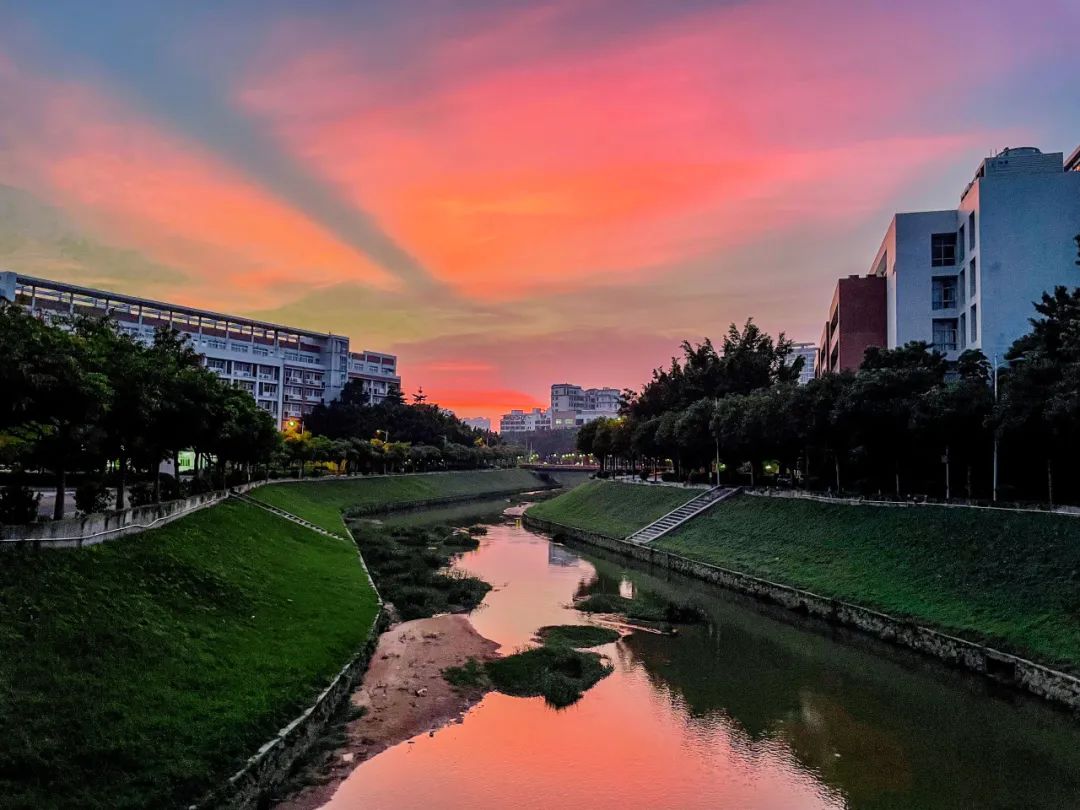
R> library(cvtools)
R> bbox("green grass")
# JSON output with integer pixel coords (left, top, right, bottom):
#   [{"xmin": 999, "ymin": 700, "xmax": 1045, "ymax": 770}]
[
  {"xmin": 251, "ymin": 469, "xmax": 544, "ymax": 535},
  {"xmin": 0, "ymin": 500, "xmax": 379, "ymax": 810},
  {"xmin": 656, "ymin": 496, "xmax": 1080, "ymax": 671},
  {"xmin": 535, "ymin": 624, "xmax": 620, "ymax": 648},
  {"xmin": 527, "ymin": 480, "xmax": 696, "ymax": 538}
]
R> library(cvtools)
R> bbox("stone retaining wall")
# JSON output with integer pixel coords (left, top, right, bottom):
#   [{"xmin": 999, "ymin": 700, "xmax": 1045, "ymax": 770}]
[
  {"xmin": 0, "ymin": 491, "xmax": 227, "ymax": 548},
  {"xmin": 195, "ymin": 607, "xmax": 390, "ymax": 809},
  {"xmin": 522, "ymin": 513, "xmax": 1080, "ymax": 714}
]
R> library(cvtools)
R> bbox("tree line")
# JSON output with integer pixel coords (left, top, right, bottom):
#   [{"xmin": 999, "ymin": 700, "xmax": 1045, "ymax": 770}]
[
  {"xmin": 578, "ymin": 285, "xmax": 1080, "ymax": 506},
  {"xmin": 1, "ymin": 301, "xmax": 280, "ymax": 521},
  {"xmin": 0, "ymin": 302, "xmax": 522, "ymax": 523}
]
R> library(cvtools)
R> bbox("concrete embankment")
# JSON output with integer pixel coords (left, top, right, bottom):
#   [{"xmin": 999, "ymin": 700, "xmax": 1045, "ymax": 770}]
[{"xmin": 522, "ymin": 512, "xmax": 1080, "ymax": 714}]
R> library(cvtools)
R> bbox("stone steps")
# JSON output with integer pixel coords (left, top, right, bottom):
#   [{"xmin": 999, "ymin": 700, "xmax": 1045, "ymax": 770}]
[
  {"xmin": 625, "ymin": 486, "xmax": 739, "ymax": 544},
  {"xmin": 230, "ymin": 492, "xmax": 346, "ymax": 540}
]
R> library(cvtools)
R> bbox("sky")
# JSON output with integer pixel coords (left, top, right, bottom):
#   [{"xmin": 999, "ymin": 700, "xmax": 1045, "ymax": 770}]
[{"xmin": 1, "ymin": 1, "xmax": 1078, "ymax": 422}]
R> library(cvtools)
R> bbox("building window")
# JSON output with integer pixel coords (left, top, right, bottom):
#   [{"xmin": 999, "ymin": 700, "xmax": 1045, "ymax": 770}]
[
  {"xmin": 957, "ymin": 224, "xmax": 965, "ymax": 262},
  {"xmin": 968, "ymin": 211, "xmax": 976, "ymax": 250},
  {"xmin": 932, "ymin": 318, "xmax": 958, "ymax": 352},
  {"xmin": 931, "ymin": 277, "xmax": 957, "ymax": 310},
  {"xmin": 970, "ymin": 305, "xmax": 978, "ymax": 342},
  {"xmin": 958, "ymin": 269, "xmax": 966, "ymax": 304},
  {"xmin": 959, "ymin": 313, "xmax": 967, "ymax": 349},
  {"xmin": 931, "ymin": 233, "xmax": 957, "ymax": 267},
  {"xmin": 969, "ymin": 258, "xmax": 976, "ymax": 297}
]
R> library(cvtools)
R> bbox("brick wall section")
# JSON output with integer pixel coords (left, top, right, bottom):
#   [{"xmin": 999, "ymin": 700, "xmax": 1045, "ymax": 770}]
[{"xmin": 522, "ymin": 513, "xmax": 1080, "ymax": 713}]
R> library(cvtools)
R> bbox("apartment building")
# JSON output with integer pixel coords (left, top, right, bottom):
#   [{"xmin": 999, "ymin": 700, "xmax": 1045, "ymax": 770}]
[
  {"xmin": 347, "ymin": 350, "xmax": 401, "ymax": 405},
  {"xmin": 869, "ymin": 146, "xmax": 1080, "ymax": 361},
  {"xmin": 816, "ymin": 275, "xmax": 887, "ymax": 375},
  {"xmin": 462, "ymin": 417, "xmax": 492, "ymax": 431},
  {"xmin": 499, "ymin": 408, "xmax": 551, "ymax": 433},
  {"xmin": 549, "ymin": 383, "xmax": 620, "ymax": 428},
  {"xmin": 0, "ymin": 272, "xmax": 399, "ymax": 426}
]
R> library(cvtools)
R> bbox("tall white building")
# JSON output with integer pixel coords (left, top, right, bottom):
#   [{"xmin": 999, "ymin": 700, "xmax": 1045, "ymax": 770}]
[
  {"xmin": 1, "ymin": 272, "xmax": 400, "ymax": 426},
  {"xmin": 869, "ymin": 146, "xmax": 1080, "ymax": 361}
]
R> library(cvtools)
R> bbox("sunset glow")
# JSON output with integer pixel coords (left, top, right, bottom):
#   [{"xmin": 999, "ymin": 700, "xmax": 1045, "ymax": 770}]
[{"xmin": 2, "ymin": 0, "xmax": 1078, "ymax": 421}]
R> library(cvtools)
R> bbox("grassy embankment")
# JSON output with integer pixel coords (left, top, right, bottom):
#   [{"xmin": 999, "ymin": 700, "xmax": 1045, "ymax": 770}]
[
  {"xmin": 0, "ymin": 500, "xmax": 379, "ymax": 810},
  {"xmin": 526, "ymin": 480, "xmax": 696, "ymax": 538},
  {"xmin": 656, "ymin": 496, "xmax": 1080, "ymax": 671},
  {"xmin": 252, "ymin": 469, "xmax": 545, "ymax": 535}
]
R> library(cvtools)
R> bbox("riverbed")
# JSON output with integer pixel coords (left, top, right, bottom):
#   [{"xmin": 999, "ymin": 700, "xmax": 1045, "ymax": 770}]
[{"xmin": 320, "ymin": 501, "xmax": 1080, "ymax": 809}]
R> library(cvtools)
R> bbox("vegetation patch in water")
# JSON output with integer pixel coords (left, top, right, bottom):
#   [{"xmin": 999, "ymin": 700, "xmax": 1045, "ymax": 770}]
[
  {"xmin": 442, "ymin": 657, "xmax": 488, "ymax": 689},
  {"xmin": 575, "ymin": 593, "xmax": 706, "ymax": 625},
  {"xmin": 535, "ymin": 624, "xmax": 620, "ymax": 648},
  {"xmin": 486, "ymin": 646, "xmax": 613, "ymax": 708},
  {"xmin": 350, "ymin": 523, "xmax": 490, "ymax": 620}
]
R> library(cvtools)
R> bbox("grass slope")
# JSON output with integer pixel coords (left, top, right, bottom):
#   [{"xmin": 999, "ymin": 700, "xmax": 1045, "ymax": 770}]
[
  {"xmin": 251, "ymin": 469, "xmax": 543, "ymax": 535},
  {"xmin": 0, "ymin": 500, "xmax": 379, "ymax": 809},
  {"xmin": 657, "ymin": 496, "xmax": 1080, "ymax": 671},
  {"xmin": 527, "ymin": 480, "xmax": 697, "ymax": 538}
]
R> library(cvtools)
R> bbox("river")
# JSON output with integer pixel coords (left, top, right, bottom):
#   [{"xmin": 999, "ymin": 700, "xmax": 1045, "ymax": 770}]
[{"xmin": 323, "ymin": 500, "xmax": 1080, "ymax": 809}]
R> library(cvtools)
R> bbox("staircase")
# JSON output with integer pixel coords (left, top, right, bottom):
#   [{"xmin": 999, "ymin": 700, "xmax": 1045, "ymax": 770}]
[
  {"xmin": 231, "ymin": 492, "xmax": 345, "ymax": 540},
  {"xmin": 625, "ymin": 486, "xmax": 739, "ymax": 545}
]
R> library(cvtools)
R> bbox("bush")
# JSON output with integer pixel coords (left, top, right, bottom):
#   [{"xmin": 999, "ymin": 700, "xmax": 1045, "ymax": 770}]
[
  {"xmin": 75, "ymin": 480, "xmax": 111, "ymax": 515},
  {"xmin": 128, "ymin": 483, "xmax": 154, "ymax": 507},
  {"xmin": 0, "ymin": 484, "xmax": 41, "ymax": 525},
  {"xmin": 661, "ymin": 472, "xmax": 678, "ymax": 483},
  {"xmin": 639, "ymin": 470, "xmax": 650, "ymax": 481}
]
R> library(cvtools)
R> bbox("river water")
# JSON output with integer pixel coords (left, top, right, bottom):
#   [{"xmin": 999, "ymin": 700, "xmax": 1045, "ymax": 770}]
[{"xmin": 325, "ymin": 502, "xmax": 1080, "ymax": 809}]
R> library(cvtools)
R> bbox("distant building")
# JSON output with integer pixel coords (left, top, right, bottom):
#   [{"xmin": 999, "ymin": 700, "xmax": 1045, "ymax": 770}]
[
  {"xmin": 498, "ymin": 408, "xmax": 551, "ymax": 433},
  {"xmin": 549, "ymin": 383, "xmax": 620, "ymax": 428},
  {"xmin": 0, "ymin": 271, "xmax": 400, "ymax": 426},
  {"xmin": 817, "ymin": 275, "xmax": 887, "ymax": 375},
  {"xmin": 462, "ymin": 416, "xmax": 491, "ymax": 431},
  {"xmin": 790, "ymin": 341, "xmax": 817, "ymax": 384}
]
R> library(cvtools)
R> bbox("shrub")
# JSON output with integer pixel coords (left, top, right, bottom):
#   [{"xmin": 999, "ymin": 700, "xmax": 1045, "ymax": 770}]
[
  {"xmin": 128, "ymin": 483, "xmax": 155, "ymax": 507},
  {"xmin": 75, "ymin": 480, "xmax": 111, "ymax": 515},
  {"xmin": 639, "ymin": 470, "xmax": 650, "ymax": 481},
  {"xmin": 0, "ymin": 484, "xmax": 41, "ymax": 525}
]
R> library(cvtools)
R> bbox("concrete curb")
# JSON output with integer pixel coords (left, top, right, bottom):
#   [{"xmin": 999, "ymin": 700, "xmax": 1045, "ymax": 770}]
[{"xmin": 522, "ymin": 512, "xmax": 1080, "ymax": 715}]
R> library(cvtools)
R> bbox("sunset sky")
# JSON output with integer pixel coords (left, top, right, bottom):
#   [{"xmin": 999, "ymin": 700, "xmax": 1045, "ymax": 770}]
[{"xmin": 2, "ymin": 1, "xmax": 1078, "ymax": 422}]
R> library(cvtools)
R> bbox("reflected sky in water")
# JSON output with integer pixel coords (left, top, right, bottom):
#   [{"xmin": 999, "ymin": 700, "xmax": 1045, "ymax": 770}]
[{"xmin": 323, "ymin": 512, "xmax": 1080, "ymax": 810}]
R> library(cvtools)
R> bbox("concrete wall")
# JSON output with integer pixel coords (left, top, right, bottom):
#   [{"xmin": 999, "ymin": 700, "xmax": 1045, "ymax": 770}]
[
  {"xmin": 522, "ymin": 512, "xmax": 1080, "ymax": 713},
  {"xmin": 0, "ymin": 490, "xmax": 227, "ymax": 548}
]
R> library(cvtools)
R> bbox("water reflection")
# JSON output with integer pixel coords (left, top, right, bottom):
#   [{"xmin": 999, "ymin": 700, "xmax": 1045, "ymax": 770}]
[{"xmin": 322, "ymin": 510, "xmax": 1080, "ymax": 810}]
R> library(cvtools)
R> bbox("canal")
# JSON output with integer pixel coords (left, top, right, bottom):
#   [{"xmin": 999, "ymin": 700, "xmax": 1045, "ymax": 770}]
[{"xmin": 323, "ymin": 500, "xmax": 1080, "ymax": 809}]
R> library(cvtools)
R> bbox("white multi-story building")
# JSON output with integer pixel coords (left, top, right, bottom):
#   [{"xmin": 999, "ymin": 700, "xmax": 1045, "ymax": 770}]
[
  {"xmin": 549, "ymin": 383, "xmax": 620, "ymax": 428},
  {"xmin": 790, "ymin": 341, "xmax": 817, "ymax": 384},
  {"xmin": 462, "ymin": 417, "xmax": 492, "ymax": 431},
  {"xmin": 498, "ymin": 408, "xmax": 551, "ymax": 433},
  {"xmin": 346, "ymin": 349, "xmax": 401, "ymax": 405},
  {"xmin": 868, "ymin": 146, "xmax": 1080, "ymax": 361},
  {"xmin": 0, "ymin": 272, "xmax": 399, "ymax": 426}
]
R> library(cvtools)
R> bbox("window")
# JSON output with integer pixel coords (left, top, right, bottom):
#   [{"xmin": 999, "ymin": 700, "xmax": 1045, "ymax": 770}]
[
  {"xmin": 958, "ymin": 269, "xmax": 966, "ymax": 304},
  {"xmin": 970, "ymin": 305, "xmax": 978, "ymax": 342},
  {"xmin": 931, "ymin": 233, "xmax": 957, "ymax": 267},
  {"xmin": 959, "ymin": 313, "xmax": 967, "ymax": 349},
  {"xmin": 932, "ymin": 318, "xmax": 958, "ymax": 352},
  {"xmin": 968, "ymin": 211, "xmax": 976, "ymax": 250},
  {"xmin": 957, "ymin": 224, "xmax": 965, "ymax": 262},
  {"xmin": 969, "ymin": 258, "xmax": 977, "ymax": 297},
  {"xmin": 932, "ymin": 277, "xmax": 958, "ymax": 310}
]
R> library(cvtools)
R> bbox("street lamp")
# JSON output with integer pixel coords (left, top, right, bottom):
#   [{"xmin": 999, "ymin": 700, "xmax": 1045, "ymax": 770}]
[{"xmin": 991, "ymin": 353, "xmax": 1025, "ymax": 503}]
